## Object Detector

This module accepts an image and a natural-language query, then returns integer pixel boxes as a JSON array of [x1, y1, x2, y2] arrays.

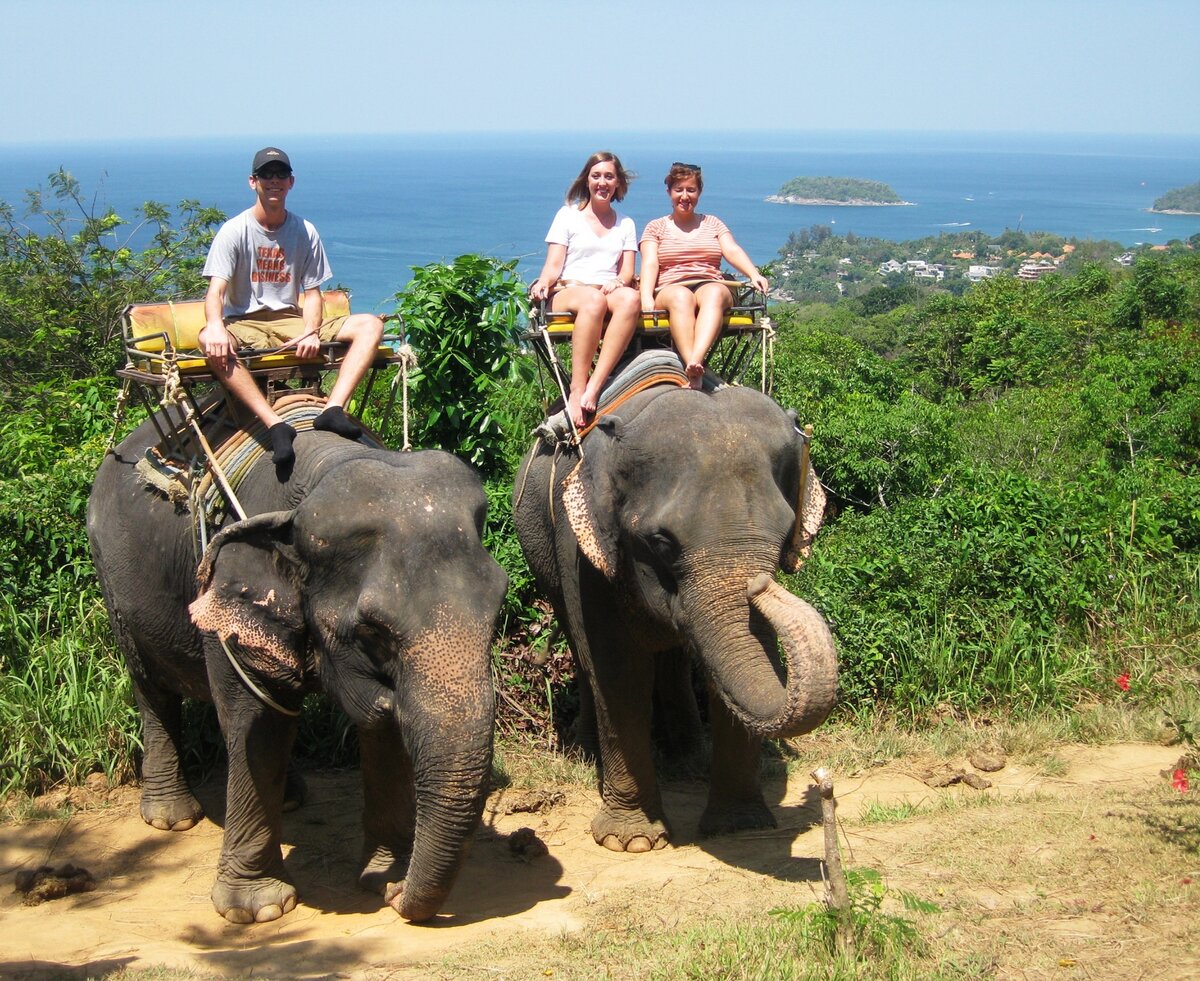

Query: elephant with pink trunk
[[89, 418, 506, 924], [513, 383, 836, 851]]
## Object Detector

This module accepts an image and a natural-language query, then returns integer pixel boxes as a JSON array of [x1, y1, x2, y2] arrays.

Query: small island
[[1150, 180, 1200, 215], [767, 176, 914, 207]]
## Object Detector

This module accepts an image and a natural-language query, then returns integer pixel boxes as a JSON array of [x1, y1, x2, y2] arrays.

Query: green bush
[[393, 254, 534, 479]]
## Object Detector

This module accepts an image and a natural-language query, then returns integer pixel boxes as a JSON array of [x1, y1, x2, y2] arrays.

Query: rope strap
[[217, 634, 301, 717]]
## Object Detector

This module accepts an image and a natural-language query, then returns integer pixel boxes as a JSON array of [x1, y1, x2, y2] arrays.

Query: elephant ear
[[189, 510, 308, 687], [561, 419, 621, 579], [782, 418, 828, 574]]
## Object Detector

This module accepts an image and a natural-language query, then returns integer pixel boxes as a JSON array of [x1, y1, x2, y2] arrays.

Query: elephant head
[[189, 453, 507, 921], [559, 386, 837, 737]]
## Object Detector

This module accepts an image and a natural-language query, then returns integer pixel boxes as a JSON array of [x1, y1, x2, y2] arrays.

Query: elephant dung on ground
[[514, 382, 836, 852], [88, 417, 507, 923]]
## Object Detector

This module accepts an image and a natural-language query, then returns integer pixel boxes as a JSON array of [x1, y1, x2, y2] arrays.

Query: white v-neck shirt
[[545, 205, 637, 284]]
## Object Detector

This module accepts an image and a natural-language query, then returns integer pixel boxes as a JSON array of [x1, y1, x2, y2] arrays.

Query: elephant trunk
[[395, 729, 493, 922], [387, 613, 498, 923], [688, 571, 837, 739]]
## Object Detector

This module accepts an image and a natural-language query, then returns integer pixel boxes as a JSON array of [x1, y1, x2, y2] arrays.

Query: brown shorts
[[226, 310, 350, 349]]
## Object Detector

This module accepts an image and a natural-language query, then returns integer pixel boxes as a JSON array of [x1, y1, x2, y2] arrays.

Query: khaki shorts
[[226, 310, 350, 350]]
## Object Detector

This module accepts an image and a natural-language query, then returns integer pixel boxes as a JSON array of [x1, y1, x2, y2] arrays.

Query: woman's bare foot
[[567, 389, 589, 429], [686, 363, 705, 390], [580, 382, 600, 417]]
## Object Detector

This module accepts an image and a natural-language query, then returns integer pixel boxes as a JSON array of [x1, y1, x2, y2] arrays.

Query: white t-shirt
[[203, 208, 332, 318], [545, 205, 637, 285]]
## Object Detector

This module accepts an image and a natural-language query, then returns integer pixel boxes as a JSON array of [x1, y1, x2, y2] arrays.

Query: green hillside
[[1151, 180, 1200, 214]]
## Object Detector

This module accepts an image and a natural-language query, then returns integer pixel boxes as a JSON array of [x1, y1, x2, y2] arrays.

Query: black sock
[[313, 405, 362, 440], [269, 422, 297, 465]]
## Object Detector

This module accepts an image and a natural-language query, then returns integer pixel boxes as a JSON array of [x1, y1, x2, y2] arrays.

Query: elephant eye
[[647, 530, 680, 564], [354, 621, 393, 664]]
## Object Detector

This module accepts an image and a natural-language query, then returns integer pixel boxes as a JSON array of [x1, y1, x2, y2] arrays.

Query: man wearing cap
[[199, 147, 384, 466]]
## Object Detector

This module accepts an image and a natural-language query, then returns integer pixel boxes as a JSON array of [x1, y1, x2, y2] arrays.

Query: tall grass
[[0, 568, 139, 795]]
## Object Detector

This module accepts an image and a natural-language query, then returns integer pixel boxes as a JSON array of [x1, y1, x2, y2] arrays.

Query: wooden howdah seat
[[115, 289, 406, 491], [524, 280, 774, 398]]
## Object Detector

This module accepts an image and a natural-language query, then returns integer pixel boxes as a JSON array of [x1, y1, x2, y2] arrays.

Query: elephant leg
[[357, 724, 416, 896], [283, 758, 307, 813], [207, 649, 300, 924], [127, 669, 204, 832], [570, 662, 599, 763], [699, 687, 776, 836], [651, 647, 706, 771], [586, 642, 670, 852]]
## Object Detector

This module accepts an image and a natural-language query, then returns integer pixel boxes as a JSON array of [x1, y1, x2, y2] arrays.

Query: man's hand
[[295, 330, 321, 359], [199, 321, 236, 371]]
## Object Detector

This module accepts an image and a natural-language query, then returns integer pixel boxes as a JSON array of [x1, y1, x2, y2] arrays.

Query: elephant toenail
[[255, 904, 283, 922]]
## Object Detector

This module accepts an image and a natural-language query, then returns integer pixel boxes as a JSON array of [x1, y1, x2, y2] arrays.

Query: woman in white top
[[530, 151, 640, 428]]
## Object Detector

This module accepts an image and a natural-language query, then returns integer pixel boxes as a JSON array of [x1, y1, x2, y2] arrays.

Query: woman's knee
[[558, 289, 607, 320], [695, 283, 733, 312], [656, 285, 697, 315], [608, 288, 640, 317]]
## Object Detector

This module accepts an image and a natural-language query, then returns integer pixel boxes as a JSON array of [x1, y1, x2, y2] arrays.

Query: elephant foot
[[698, 797, 777, 837], [283, 764, 307, 814], [358, 841, 413, 896], [211, 872, 298, 924], [140, 791, 204, 832], [590, 806, 670, 853]]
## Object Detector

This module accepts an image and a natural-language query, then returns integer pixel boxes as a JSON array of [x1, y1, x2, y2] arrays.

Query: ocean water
[[2, 130, 1198, 314]]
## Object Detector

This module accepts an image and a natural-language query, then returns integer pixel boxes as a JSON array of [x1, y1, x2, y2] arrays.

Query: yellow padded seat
[[540, 310, 759, 335], [123, 290, 393, 375]]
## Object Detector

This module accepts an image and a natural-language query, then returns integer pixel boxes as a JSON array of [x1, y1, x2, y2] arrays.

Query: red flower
[[1173, 768, 1189, 793], [1115, 673, 1131, 691]]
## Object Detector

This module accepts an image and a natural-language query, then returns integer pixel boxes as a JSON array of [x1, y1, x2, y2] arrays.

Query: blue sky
[[3, 0, 1198, 144]]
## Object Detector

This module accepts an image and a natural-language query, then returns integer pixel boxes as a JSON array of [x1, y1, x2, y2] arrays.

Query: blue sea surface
[[2, 131, 1198, 313]]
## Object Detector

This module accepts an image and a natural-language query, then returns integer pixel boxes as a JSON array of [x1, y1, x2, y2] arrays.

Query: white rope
[[217, 634, 302, 717]]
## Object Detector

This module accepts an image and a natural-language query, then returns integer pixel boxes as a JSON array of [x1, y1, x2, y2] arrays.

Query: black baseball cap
[[252, 147, 292, 175]]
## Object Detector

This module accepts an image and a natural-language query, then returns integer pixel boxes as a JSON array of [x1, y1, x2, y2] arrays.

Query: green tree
[[0, 169, 223, 398], [394, 254, 533, 478]]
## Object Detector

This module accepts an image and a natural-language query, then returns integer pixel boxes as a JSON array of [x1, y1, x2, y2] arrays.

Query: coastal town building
[[968, 264, 1003, 282]]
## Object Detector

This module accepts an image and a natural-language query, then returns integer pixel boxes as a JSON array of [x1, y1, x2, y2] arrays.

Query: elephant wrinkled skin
[[88, 419, 507, 924], [514, 383, 836, 852]]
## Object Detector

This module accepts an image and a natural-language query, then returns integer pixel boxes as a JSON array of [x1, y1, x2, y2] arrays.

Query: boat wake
[[937, 221, 972, 227]]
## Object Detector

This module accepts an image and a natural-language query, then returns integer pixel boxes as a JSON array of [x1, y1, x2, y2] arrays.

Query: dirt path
[[0, 742, 1194, 979]]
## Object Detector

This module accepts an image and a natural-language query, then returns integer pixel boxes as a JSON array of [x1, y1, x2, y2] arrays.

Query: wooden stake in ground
[[812, 767, 854, 956]]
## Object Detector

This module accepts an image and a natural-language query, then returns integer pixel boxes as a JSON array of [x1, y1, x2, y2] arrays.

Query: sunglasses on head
[[672, 161, 702, 172]]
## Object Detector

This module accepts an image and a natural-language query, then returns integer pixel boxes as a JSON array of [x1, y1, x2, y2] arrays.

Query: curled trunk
[[689, 573, 837, 739]]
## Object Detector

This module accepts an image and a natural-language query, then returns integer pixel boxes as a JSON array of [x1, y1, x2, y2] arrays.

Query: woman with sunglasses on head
[[640, 162, 769, 388], [530, 151, 640, 428]]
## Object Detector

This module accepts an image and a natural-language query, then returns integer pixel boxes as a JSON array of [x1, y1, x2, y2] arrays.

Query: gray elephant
[[513, 381, 836, 851], [88, 416, 507, 923]]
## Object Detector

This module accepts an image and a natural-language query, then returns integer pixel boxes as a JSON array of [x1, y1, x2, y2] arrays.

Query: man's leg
[[209, 358, 297, 464], [314, 313, 385, 439]]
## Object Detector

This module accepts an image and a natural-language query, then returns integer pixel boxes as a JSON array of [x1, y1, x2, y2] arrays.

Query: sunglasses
[[672, 161, 702, 172], [255, 168, 292, 180]]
